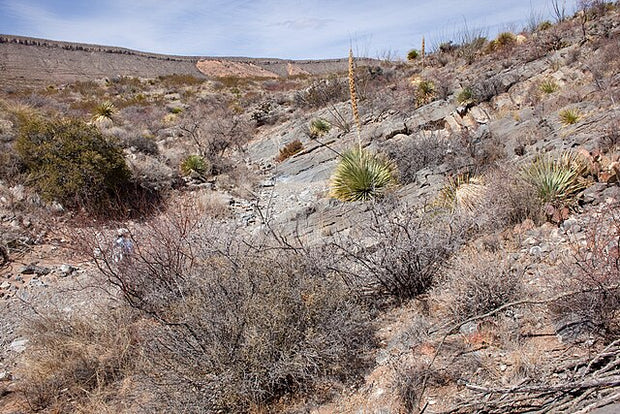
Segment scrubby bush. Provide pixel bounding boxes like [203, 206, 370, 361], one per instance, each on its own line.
[330, 148, 398, 202]
[551, 207, 620, 338]
[15, 117, 131, 212]
[384, 134, 448, 184]
[474, 165, 543, 229]
[90, 213, 374, 412]
[294, 78, 349, 109]
[444, 249, 523, 321]
[121, 134, 159, 155]
[275, 139, 303, 162]
[335, 206, 470, 301]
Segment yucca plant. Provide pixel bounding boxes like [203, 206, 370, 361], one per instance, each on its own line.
[180, 154, 209, 177]
[456, 86, 474, 105]
[539, 79, 559, 94]
[330, 148, 398, 201]
[435, 173, 485, 213]
[559, 108, 581, 125]
[329, 49, 398, 202]
[522, 151, 589, 205]
[92, 101, 116, 123]
[416, 80, 436, 105]
[309, 118, 331, 137]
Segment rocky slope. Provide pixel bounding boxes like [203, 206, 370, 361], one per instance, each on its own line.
[0, 35, 375, 88]
[1, 4, 620, 413]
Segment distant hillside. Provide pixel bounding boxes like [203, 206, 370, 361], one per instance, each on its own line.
[0, 35, 372, 88]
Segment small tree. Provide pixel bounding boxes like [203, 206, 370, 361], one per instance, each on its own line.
[15, 117, 131, 212]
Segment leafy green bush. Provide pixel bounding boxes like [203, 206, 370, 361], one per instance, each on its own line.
[15, 117, 131, 211]
[407, 49, 420, 61]
[330, 148, 397, 202]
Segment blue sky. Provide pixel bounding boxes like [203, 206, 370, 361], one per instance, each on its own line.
[0, 1, 561, 59]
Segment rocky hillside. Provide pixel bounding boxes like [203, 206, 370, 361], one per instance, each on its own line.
[1, 3, 619, 413]
[0, 35, 374, 88]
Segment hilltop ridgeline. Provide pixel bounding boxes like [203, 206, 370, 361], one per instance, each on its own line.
[0, 34, 375, 87]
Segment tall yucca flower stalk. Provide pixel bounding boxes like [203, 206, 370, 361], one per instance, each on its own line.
[421, 36, 426, 64]
[348, 48, 362, 152]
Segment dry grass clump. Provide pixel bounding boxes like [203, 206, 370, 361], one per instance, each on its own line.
[474, 165, 543, 229]
[275, 139, 303, 162]
[443, 249, 523, 321]
[17, 309, 139, 413]
[435, 173, 486, 213]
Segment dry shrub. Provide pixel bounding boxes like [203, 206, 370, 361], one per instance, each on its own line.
[383, 133, 448, 184]
[90, 211, 374, 412]
[444, 249, 523, 321]
[195, 192, 232, 219]
[294, 78, 349, 109]
[551, 205, 620, 338]
[335, 206, 471, 302]
[474, 165, 543, 230]
[17, 308, 139, 413]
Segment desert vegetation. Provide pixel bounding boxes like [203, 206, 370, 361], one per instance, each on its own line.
[1, 2, 620, 413]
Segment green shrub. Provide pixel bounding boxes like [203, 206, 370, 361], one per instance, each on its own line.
[180, 154, 209, 176]
[15, 117, 131, 211]
[407, 49, 420, 61]
[559, 108, 581, 125]
[330, 148, 397, 202]
[275, 139, 303, 162]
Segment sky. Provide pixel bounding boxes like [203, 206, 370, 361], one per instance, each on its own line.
[0, 0, 564, 60]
